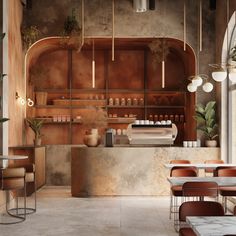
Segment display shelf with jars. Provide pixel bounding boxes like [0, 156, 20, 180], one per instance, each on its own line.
[26, 37, 196, 145]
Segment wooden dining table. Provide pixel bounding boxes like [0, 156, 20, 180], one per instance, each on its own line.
[186, 216, 236, 236]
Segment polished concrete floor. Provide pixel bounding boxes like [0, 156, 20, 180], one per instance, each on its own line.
[0, 187, 177, 236]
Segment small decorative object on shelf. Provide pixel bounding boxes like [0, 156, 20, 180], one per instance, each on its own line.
[82, 108, 107, 147]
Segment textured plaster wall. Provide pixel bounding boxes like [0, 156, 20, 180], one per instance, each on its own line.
[24, 0, 216, 105]
[8, 0, 25, 146]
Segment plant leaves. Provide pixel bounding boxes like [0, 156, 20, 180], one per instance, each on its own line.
[0, 118, 9, 123]
[205, 101, 216, 113]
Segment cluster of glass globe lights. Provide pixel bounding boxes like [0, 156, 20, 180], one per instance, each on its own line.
[187, 63, 236, 93]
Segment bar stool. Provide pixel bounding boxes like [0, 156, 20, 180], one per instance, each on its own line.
[8, 163, 36, 215]
[0, 167, 26, 224]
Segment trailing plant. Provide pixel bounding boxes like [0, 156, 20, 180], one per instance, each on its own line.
[21, 26, 41, 49]
[60, 8, 82, 51]
[194, 101, 218, 140]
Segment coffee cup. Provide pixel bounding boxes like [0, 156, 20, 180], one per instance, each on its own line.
[183, 141, 188, 147]
[187, 141, 193, 147]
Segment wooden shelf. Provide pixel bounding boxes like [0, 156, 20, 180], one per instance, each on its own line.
[107, 105, 144, 108]
[35, 105, 106, 109]
[35, 89, 106, 93]
[107, 117, 135, 124]
[107, 89, 144, 93]
[146, 105, 185, 109]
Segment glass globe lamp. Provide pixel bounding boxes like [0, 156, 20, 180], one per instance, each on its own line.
[187, 83, 197, 92]
[202, 82, 213, 92]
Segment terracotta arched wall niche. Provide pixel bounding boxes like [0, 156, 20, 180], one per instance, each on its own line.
[25, 37, 196, 145]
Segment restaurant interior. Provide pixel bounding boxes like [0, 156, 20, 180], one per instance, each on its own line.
[1, 0, 236, 235]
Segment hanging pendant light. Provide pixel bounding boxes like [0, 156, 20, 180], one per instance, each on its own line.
[187, 83, 197, 92]
[191, 75, 203, 87]
[212, 69, 227, 82]
[92, 39, 95, 88]
[202, 82, 214, 92]
[133, 0, 147, 12]
[229, 68, 236, 82]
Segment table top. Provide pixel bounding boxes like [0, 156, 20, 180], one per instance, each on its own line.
[186, 216, 236, 236]
[0, 155, 28, 160]
[164, 163, 236, 169]
[167, 176, 236, 187]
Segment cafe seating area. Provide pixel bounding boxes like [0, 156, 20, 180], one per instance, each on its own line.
[2, 0, 236, 235]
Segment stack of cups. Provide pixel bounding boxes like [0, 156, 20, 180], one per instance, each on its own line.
[183, 141, 198, 148]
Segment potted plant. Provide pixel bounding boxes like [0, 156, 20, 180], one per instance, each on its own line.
[194, 101, 218, 147]
[26, 118, 44, 146]
[81, 108, 107, 147]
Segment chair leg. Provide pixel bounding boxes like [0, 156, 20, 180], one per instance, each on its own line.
[2, 189, 26, 225]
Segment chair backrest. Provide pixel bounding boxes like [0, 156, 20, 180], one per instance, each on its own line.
[182, 181, 218, 198]
[179, 201, 224, 222]
[214, 166, 236, 177]
[170, 160, 190, 164]
[170, 166, 198, 177]
[204, 160, 224, 173]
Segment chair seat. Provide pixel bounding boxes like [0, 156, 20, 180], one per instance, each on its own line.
[0, 177, 25, 190]
[171, 185, 183, 196]
[179, 227, 196, 236]
[219, 187, 236, 196]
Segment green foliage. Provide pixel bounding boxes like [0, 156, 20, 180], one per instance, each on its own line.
[21, 26, 41, 49]
[194, 101, 218, 140]
[26, 118, 43, 138]
[64, 8, 80, 35]
[230, 46, 236, 61]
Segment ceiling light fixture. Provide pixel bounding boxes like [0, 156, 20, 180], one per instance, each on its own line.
[133, 0, 147, 13]
[112, 0, 115, 61]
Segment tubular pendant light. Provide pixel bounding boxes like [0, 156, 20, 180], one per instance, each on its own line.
[199, 0, 202, 51]
[81, 0, 85, 48]
[112, 0, 115, 61]
[92, 39, 95, 88]
[161, 39, 165, 88]
[183, 0, 186, 51]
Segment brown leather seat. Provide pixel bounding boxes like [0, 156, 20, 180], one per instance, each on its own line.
[0, 167, 26, 224]
[214, 167, 236, 212]
[179, 201, 224, 236]
[204, 159, 224, 174]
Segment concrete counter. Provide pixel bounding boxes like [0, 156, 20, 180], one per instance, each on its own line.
[71, 146, 220, 196]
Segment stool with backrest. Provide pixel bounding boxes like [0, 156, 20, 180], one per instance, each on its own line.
[8, 162, 36, 215]
[0, 167, 26, 224]
[214, 167, 236, 213]
[169, 166, 198, 230]
[179, 201, 224, 236]
[204, 159, 224, 175]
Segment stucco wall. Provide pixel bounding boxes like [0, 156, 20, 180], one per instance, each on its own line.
[8, 0, 25, 146]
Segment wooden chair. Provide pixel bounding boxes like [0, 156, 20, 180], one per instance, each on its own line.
[204, 159, 224, 175]
[0, 167, 26, 224]
[179, 201, 224, 236]
[214, 167, 236, 212]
